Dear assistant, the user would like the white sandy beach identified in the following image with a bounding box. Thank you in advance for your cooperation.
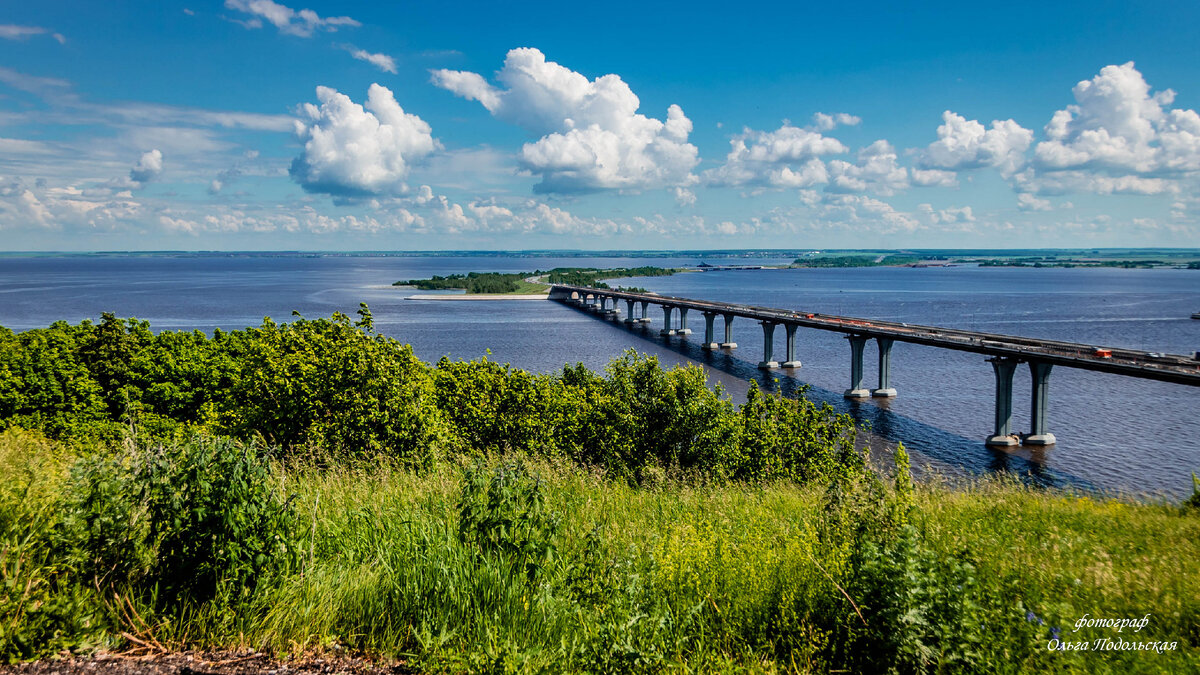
[407,294,549,300]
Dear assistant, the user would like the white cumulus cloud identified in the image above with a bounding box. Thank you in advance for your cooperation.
[917,203,976,226]
[818,194,921,234]
[910,168,959,188]
[1016,193,1053,211]
[1034,62,1200,176]
[827,140,909,195]
[705,123,845,188]
[431,47,698,194]
[290,84,438,198]
[918,111,1032,177]
[224,0,359,37]
[129,149,163,184]
[811,112,861,131]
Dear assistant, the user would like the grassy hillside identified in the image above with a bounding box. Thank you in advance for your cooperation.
[3,431,1198,672]
[1,310,1197,672]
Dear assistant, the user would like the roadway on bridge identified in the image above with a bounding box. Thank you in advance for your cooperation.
[551,284,1200,387]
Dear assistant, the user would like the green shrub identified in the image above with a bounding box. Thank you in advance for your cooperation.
[0,324,115,442]
[58,436,297,608]
[137,437,297,604]
[0,313,862,486]
[59,451,149,588]
[0,430,103,663]
[730,381,860,483]
[433,358,555,456]
[457,461,560,581]
[218,307,447,465]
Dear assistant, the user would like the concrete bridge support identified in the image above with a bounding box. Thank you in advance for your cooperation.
[720,314,738,349]
[782,324,801,368]
[758,322,779,369]
[1024,362,1056,446]
[660,305,676,336]
[640,301,652,323]
[624,299,637,324]
[986,357,1020,447]
[677,308,692,335]
[872,338,897,397]
[702,312,719,349]
[844,335,870,398]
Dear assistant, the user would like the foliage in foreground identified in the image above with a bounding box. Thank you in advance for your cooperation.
[1,431,1198,672]
[1,311,1198,671]
[0,309,858,483]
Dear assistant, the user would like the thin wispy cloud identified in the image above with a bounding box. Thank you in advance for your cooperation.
[339,45,397,74]
[223,0,359,37]
[0,24,65,44]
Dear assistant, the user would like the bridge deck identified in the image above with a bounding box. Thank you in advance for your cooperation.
[551,284,1200,387]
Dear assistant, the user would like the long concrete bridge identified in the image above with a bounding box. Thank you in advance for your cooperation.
[549,284,1200,448]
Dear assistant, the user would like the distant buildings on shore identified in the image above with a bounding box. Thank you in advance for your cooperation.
[695,262,768,271]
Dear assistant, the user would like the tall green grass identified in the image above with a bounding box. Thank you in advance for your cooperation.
[3,429,1197,673]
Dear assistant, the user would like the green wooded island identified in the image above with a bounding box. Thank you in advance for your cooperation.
[394,266,682,295]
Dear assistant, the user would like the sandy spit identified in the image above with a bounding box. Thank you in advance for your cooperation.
[406,294,549,301]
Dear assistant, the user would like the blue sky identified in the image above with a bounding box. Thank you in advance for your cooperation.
[2,1,1199,251]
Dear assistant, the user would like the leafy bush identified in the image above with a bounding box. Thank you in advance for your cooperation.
[58,436,297,607]
[218,307,447,464]
[0,430,103,662]
[59,451,150,587]
[137,437,297,604]
[0,323,115,442]
[433,358,556,457]
[0,313,861,485]
[457,461,560,580]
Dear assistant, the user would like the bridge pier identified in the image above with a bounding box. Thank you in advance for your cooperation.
[872,338,897,397]
[677,307,692,335]
[844,335,870,398]
[986,357,1020,447]
[660,305,676,336]
[782,324,801,368]
[702,312,719,349]
[758,321,779,369]
[720,313,737,348]
[640,301,652,323]
[1023,362,1056,446]
[624,299,637,324]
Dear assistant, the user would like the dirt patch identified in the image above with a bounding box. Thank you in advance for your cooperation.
[2,651,414,675]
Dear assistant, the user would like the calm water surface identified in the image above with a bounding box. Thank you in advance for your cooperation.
[1,254,1198,498]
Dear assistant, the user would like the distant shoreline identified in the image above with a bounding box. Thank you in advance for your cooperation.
[407,293,548,301]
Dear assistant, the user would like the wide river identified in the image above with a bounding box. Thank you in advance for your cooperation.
[2,253,1198,498]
